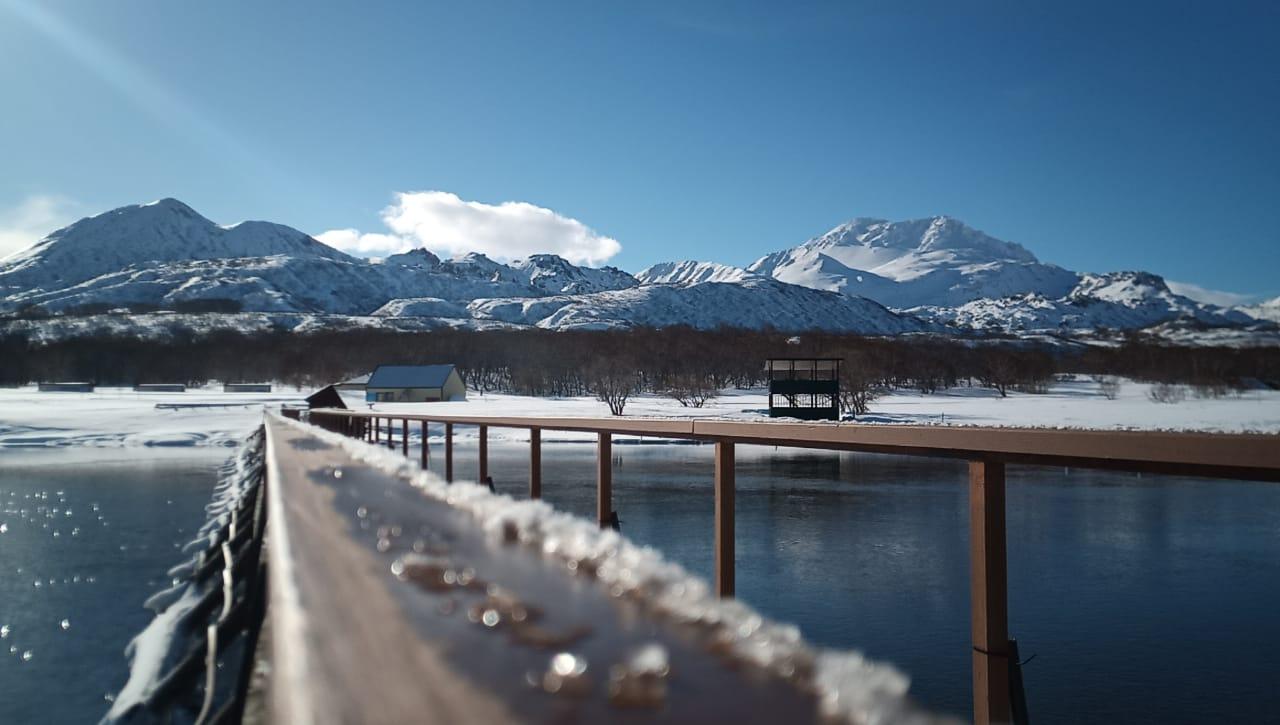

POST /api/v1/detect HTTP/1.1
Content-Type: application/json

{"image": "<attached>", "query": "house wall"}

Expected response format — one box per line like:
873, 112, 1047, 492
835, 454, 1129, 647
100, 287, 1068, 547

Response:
442, 371, 467, 401
366, 387, 443, 403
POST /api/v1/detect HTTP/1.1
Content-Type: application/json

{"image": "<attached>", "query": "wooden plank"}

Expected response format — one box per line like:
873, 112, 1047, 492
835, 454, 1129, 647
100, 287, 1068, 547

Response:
597, 432, 612, 528
529, 427, 542, 500
970, 460, 1011, 725
715, 440, 735, 598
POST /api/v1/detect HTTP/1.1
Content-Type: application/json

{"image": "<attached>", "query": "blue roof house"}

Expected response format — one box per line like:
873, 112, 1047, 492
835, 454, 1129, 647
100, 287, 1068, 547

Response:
364, 365, 467, 403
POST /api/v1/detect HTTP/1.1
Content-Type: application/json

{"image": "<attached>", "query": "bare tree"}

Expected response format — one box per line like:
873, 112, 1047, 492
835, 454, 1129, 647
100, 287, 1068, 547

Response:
838, 363, 882, 419
588, 363, 639, 416
1094, 375, 1122, 400
664, 372, 718, 408
1148, 383, 1187, 404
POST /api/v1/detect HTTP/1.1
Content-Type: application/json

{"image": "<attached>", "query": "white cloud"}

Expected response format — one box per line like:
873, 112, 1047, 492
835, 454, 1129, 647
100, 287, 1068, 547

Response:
313, 228, 413, 259
0, 195, 80, 261
1166, 280, 1257, 308
317, 191, 622, 266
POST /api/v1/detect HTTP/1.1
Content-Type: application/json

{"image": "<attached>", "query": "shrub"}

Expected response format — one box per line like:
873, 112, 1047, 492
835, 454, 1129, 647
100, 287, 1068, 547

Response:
1148, 383, 1187, 404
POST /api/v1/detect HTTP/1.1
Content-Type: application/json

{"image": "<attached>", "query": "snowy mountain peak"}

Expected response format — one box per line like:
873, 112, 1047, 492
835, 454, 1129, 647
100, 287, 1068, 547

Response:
510, 253, 638, 294
635, 260, 757, 286
384, 248, 441, 269
0, 198, 353, 297
804, 215, 1038, 264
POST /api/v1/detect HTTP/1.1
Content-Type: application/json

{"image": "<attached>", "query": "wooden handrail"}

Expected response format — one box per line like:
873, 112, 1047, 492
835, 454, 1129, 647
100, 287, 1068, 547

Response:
305, 407, 1279, 724
262, 415, 940, 724
310, 408, 1280, 482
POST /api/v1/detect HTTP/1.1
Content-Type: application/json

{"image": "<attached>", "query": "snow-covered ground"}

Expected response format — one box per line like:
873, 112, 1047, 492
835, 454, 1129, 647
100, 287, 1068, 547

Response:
0, 386, 305, 447
1, 376, 1276, 449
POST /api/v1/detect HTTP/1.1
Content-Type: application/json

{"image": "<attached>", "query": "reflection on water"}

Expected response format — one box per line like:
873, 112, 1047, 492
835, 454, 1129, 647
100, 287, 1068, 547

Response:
0, 448, 224, 724
449, 439, 1280, 723
2, 440, 1278, 723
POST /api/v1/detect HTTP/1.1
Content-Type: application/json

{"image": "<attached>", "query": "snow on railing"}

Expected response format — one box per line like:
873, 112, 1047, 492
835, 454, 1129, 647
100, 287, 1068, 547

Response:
279, 415, 950, 724
102, 429, 268, 724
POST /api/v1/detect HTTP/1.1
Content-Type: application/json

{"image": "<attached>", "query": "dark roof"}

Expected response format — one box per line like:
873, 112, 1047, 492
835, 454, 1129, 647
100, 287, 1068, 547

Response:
366, 364, 458, 389
306, 385, 347, 409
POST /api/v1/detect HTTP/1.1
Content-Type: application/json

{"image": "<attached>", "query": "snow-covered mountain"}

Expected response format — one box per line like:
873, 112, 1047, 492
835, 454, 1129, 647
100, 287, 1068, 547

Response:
509, 254, 638, 295
1240, 296, 1280, 324
0, 200, 923, 335
908, 272, 1251, 334
695, 216, 1257, 336
0, 200, 1266, 341
465, 278, 923, 332
745, 216, 1080, 308
635, 261, 758, 286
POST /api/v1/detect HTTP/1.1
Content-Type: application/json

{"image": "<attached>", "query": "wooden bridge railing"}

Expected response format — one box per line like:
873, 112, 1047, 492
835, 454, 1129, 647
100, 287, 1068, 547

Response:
307, 408, 1280, 724
262, 414, 946, 724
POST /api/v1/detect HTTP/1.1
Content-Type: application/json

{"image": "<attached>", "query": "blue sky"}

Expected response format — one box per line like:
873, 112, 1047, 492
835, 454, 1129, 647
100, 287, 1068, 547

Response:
1, 0, 1276, 300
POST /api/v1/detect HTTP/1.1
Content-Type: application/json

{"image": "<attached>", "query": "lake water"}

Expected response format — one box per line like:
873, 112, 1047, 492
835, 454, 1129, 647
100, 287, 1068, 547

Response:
2, 439, 1278, 723
0, 448, 225, 724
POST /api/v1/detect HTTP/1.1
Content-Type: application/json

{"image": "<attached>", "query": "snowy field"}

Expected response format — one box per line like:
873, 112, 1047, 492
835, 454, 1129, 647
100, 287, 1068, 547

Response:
1, 376, 1276, 449
0, 386, 306, 447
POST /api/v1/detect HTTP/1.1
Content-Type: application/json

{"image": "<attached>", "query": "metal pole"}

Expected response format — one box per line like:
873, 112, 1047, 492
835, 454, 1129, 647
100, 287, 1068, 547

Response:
597, 432, 612, 528
715, 440, 735, 598
445, 423, 454, 483
970, 459, 1011, 725
529, 427, 541, 499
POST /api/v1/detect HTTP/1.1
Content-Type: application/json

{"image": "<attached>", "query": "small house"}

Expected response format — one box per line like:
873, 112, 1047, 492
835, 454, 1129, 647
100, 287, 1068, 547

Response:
365, 365, 466, 403
766, 358, 840, 420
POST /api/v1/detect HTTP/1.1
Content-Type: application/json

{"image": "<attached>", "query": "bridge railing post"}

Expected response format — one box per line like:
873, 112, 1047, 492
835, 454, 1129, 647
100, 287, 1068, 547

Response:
478, 425, 489, 483
421, 421, 429, 469
597, 432, 612, 528
445, 423, 454, 483
970, 459, 1011, 725
529, 427, 541, 499
715, 440, 735, 598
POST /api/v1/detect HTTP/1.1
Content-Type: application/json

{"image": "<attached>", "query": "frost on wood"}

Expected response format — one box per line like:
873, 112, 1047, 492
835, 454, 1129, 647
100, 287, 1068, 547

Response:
286, 416, 952, 724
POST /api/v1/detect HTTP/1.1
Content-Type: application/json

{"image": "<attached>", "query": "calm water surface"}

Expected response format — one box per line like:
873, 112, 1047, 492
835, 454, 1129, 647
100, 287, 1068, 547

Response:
2, 440, 1279, 723
0, 448, 225, 724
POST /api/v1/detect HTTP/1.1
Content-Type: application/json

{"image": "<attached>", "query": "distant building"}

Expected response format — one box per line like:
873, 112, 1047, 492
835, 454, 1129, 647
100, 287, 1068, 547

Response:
305, 384, 347, 410
134, 383, 186, 392
224, 383, 272, 393
766, 358, 840, 420
365, 365, 466, 403
38, 382, 95, 393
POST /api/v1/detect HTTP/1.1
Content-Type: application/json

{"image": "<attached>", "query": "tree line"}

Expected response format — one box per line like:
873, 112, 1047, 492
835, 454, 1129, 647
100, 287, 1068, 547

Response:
1, 327, 1276, 414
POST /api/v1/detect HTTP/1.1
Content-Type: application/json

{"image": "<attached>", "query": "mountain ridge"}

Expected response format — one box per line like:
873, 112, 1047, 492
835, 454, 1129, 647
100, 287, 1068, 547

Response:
0, 199, 1271, 340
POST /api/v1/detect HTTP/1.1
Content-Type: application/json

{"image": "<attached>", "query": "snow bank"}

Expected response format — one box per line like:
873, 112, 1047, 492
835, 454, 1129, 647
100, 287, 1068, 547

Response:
0, 385, 303, 448
103, 429, 265, 722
